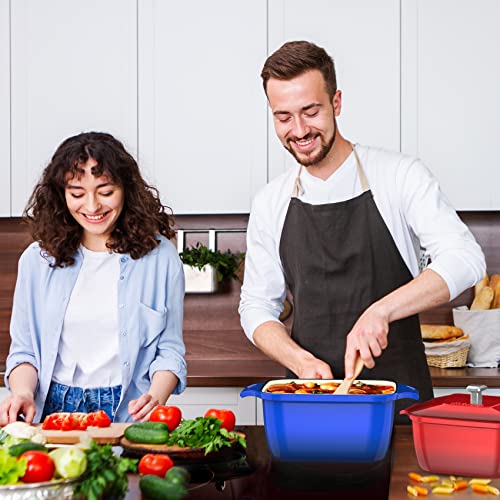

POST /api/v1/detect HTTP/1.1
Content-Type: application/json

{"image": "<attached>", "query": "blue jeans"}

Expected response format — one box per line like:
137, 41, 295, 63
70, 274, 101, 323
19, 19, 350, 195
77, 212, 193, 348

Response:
41, 382, 122, 421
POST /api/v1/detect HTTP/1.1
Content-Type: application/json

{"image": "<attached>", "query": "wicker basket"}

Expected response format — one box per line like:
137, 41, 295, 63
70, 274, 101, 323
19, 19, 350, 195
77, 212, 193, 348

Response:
425, 344, 470, 368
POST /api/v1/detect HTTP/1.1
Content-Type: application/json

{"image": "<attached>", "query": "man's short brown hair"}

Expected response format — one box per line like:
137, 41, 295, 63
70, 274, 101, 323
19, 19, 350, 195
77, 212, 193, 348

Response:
261, 41, 337, 99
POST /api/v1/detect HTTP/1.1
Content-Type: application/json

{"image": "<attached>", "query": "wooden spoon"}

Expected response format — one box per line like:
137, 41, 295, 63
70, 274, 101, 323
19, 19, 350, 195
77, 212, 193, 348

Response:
334, 356, 365, 395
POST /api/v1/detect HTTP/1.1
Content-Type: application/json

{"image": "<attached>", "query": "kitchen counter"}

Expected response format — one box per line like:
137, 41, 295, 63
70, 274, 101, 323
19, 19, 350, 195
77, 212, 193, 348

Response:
183, 329, 500, 388
186, 359, 500, 387
1, 329, 499, 388
123, 425, 499, 499
1, 361, 500, 389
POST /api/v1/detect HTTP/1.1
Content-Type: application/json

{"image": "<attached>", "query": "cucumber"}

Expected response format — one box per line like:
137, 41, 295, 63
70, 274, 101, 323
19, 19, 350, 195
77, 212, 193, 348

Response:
131, 421, 169, 432
8, 441, 48, 457
139, 474, 187, 500
124, 425, 169, 444
165, 466, 190, 485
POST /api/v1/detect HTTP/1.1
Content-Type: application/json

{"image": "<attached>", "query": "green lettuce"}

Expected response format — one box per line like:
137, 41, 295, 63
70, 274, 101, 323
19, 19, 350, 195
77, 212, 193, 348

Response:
0, 448, 27, 485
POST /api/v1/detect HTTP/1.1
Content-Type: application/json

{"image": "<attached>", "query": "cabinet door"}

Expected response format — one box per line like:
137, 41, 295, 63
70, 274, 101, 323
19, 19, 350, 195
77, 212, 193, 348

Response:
138, 0, 268, 214
0, 0, 9, 217
11, 0, 137, 216
402, 0, 500, 209
268, 0, 401, 180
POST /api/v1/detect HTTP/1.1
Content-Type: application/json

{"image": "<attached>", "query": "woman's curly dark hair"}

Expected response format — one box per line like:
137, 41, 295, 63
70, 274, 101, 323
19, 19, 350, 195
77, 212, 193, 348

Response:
24, 131, 175, 267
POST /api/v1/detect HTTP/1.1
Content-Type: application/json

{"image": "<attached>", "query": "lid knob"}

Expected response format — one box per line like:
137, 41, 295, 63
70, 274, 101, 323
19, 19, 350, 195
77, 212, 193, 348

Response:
466, 384, 487, 405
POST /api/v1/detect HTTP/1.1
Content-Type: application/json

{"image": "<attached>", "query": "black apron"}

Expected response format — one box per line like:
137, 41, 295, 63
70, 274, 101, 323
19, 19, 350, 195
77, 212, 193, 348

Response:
279, 145, 433, 423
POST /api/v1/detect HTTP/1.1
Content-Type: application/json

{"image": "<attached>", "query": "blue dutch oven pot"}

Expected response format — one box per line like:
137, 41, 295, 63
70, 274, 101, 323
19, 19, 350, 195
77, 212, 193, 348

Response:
241, 381, 418, 462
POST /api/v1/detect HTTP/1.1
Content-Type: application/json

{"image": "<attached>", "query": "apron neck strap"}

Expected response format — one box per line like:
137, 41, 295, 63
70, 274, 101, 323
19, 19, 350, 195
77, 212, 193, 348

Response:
292, 164, 304, 198
291, 144, 369, 198
352, 145, 370, 192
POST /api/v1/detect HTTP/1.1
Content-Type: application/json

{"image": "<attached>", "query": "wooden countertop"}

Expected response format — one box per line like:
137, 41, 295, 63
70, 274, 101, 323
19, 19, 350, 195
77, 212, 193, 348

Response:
1, 329, 499, 388
186, 359, 500, 387
184, 329, 500, 387
122, 426, 500, 499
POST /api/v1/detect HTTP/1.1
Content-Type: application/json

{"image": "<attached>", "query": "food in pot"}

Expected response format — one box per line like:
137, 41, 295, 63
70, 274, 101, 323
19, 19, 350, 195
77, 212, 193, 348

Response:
264, 380, 395, 395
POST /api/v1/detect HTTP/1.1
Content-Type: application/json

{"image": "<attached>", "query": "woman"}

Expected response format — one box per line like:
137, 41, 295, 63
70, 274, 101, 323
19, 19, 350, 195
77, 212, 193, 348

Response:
0, 132, 186, 424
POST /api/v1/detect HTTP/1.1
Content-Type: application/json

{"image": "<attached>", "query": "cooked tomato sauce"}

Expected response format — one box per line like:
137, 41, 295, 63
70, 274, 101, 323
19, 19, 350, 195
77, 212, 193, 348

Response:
265, 381, 395, 395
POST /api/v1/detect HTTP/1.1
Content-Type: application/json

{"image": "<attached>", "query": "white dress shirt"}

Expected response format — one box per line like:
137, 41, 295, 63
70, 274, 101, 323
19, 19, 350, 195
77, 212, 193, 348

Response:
53, 245, 122, 388
239, 144, 486, 343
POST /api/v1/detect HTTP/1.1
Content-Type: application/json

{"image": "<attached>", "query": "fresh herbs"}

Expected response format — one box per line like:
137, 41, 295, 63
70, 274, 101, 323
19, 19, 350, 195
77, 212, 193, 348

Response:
180, 243, 244, 282
0, 449, 27, 485
73, 441, 137, 500
167, 416, 246, 455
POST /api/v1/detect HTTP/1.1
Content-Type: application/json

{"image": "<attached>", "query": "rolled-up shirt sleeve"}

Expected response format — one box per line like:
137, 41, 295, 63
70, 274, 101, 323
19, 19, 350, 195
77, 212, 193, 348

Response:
5, 251, 39, 390
399, 158, 486, 300
239, 194, 287, 344
148, 263, 187, 394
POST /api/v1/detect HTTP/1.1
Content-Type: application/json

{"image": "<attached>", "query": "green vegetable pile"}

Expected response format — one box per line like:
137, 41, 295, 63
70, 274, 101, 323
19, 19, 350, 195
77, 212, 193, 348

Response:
167, 416, 246, 454
180, 243, 244, 282
0, 448, 27, 485
73, 441, 137, 500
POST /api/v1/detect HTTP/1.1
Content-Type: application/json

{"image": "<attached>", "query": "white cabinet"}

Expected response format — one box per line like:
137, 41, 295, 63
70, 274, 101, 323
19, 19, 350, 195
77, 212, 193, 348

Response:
138, 0, 268, 214
10, 0, 138, 216
401, 0, 500, 209
267, 0, 401, 180
0, 0, 9, 216
168, 387, 256, 425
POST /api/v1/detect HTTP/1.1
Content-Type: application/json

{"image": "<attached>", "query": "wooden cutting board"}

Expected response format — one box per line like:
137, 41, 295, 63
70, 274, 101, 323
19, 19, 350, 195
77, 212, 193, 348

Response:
120, 431, 246, 461
39, 423, 131, 445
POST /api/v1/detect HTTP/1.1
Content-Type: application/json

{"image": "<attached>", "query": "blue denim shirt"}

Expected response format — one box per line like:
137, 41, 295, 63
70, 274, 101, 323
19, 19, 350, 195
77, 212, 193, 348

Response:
5, 236, 187, 422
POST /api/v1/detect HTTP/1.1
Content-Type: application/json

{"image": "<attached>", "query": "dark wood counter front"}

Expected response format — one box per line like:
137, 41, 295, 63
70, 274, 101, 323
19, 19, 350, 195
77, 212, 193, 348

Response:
122, 426, 500, 499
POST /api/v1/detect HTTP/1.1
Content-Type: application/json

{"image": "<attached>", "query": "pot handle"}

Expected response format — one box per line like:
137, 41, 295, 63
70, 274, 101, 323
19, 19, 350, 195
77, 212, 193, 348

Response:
395, 384, 419, 401
240, 382, 265, 399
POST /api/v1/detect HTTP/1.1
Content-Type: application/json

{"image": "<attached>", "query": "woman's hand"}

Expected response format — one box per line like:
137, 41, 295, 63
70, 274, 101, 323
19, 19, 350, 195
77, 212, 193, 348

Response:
128, 394, 160, 422
0, 393, 36, 426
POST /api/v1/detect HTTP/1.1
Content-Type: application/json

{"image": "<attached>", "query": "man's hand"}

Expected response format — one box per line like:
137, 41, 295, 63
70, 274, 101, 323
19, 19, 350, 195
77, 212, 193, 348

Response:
128, 394, 159, 422
344, 304, 389, 378
0, 393, 36, 425
296, 355, 334, 379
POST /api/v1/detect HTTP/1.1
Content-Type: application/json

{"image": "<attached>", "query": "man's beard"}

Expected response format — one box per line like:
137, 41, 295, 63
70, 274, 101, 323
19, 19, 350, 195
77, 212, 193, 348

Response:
285, 121, 337, 167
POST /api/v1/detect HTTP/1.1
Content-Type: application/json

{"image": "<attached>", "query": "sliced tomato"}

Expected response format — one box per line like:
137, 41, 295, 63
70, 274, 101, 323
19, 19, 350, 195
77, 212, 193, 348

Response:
86, 410, 111, 428
41, 414, 61, 430
42, 410, 111, 431
60, 414, 75, 431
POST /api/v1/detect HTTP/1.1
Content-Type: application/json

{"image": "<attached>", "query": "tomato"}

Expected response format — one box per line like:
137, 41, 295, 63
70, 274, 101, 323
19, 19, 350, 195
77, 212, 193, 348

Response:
42, 412, 71, 430
42, 411, 111, 431
204, 409, 236, 431
138, 453, 173, 477
85, 410, 111, 428
20, 451, 56, 483
150, 406, 182, 431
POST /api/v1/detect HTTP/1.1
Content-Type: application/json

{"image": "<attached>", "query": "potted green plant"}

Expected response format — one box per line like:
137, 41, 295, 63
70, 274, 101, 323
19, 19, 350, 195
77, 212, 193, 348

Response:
179, 243, 244, 293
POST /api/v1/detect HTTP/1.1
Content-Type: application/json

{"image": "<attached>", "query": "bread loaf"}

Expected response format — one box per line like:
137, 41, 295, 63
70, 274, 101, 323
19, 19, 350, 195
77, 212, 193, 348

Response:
490, 274, 500, 309
471, 286, 494, 310
474, 273, 489, 297
420, 324, 464, 340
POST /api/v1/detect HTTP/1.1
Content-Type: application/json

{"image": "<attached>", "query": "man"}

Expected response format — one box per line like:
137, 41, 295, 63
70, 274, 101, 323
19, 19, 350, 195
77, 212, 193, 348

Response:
239, 41, 485, 418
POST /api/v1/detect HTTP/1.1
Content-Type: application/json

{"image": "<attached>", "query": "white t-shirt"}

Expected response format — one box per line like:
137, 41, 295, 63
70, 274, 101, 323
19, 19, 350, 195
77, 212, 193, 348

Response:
52, 246, 122, 388
239, 144, 486, 343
